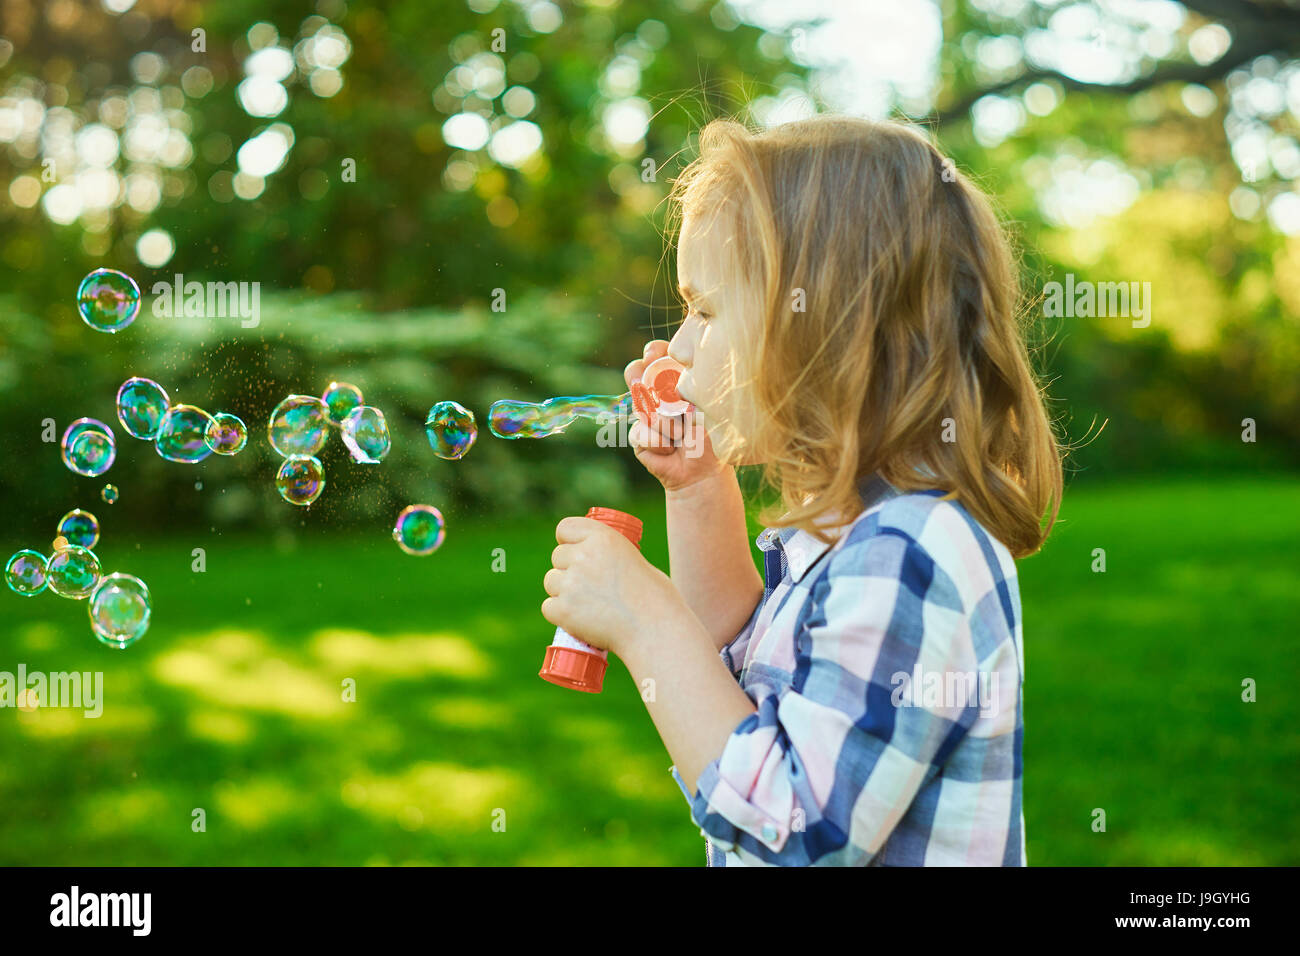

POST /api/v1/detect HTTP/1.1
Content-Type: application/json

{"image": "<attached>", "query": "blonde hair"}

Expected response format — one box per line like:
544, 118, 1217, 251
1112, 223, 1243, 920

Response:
667, 114, 1063, 558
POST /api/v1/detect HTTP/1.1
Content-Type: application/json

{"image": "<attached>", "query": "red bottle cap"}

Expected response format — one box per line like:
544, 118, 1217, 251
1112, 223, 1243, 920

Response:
586, 507, 642, 547
539, 645, 608, 694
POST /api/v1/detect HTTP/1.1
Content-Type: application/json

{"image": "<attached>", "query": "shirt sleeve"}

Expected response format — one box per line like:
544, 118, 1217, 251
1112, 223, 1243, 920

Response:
683, 527, 980, 865
718, 594, 764, 679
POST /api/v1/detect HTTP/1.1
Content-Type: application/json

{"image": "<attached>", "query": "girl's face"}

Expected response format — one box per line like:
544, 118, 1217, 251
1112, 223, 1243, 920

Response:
669, 208, 765, 465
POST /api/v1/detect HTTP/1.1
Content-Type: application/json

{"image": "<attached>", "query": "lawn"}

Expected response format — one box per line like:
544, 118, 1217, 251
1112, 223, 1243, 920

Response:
1, 475, 1296, 865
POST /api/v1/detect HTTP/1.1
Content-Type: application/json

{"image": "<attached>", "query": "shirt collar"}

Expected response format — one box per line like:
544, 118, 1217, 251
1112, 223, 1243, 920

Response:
756, 474, 899, 583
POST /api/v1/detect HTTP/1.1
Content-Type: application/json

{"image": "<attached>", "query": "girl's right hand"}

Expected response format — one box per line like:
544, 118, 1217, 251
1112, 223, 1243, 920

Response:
624, 340, 726, 493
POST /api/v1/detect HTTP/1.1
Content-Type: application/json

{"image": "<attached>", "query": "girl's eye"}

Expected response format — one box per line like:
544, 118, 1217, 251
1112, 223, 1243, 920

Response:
682, 304, 711, 322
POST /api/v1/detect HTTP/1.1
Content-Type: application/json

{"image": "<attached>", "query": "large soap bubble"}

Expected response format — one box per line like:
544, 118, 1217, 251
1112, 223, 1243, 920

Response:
393, 505, 445, 556
425, 401, 478, 460
155, 404, 216, 463
341, 406, 390, 463
205, 412, 248, 455
57, 509, 100, 549
77, 268, 141, 333
276, 455, 325, 506
88, 573, 152, 649
322, 381, 363, 427
5, 550, 49, 596
46, 545, 102, 599
116, 377, 171, 439
269, 395, 329, 458
61, 419, 117, 477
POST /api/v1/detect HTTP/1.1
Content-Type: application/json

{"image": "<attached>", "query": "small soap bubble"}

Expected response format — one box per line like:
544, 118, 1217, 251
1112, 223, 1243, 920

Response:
155, 404, 216, 463
392, 505, 446, 556
425, 401, 478, 460
269, 395, 329, 458
57, 509, 100, 549
195, 480, 203, 491
116, 377, 171, 439
205, 412, 248, 455
77, 268, 141, 333
61, 418, 117, 476
102, 484, 119, 504
46, 545, 102, 599
322, 381, 364, 427
5, 550, 49, 597
341, 405, 391, 463
276, 455, 325, 506
88, 573, 152, 649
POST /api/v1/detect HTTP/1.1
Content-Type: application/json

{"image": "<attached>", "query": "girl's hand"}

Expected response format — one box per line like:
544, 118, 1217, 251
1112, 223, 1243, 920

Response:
541, 515, 684, 659
624, 340, 725, 493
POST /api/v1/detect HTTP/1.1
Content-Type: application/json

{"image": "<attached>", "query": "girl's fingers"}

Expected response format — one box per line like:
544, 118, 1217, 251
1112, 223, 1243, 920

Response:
623, 358, 646, 390
550, 543, 574, 570
543, 567, 565, 597
630, 419, 676, 455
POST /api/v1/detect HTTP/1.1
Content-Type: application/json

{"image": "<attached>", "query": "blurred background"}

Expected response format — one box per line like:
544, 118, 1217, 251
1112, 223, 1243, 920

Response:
0, 0, 1296, 865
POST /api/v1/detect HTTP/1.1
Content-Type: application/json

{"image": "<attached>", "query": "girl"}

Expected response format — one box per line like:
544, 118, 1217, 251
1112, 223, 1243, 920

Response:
541, 114, 1063, 866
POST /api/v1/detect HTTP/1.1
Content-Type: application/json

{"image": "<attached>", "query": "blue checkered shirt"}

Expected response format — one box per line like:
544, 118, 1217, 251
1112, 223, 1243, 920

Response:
669, 475, 1026, 866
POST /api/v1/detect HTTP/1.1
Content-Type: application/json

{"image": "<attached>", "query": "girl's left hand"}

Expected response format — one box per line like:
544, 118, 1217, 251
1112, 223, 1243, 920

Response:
542, 516, 681, 659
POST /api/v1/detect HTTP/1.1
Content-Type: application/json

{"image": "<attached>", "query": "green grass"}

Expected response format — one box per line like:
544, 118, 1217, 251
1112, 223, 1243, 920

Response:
1, 476, 1296, 865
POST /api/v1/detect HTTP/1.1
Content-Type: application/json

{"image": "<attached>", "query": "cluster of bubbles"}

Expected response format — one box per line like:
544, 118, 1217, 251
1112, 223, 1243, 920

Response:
4, 508, 151, 649
267, 381, 391, 506
487, 393, 633, 439
114, 376, 249, 465
76, 268, 142, 334
58, 377, 250, 484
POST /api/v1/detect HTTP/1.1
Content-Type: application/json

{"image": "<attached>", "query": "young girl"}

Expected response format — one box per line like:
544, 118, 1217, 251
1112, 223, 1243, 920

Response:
541, 114, 1063, 866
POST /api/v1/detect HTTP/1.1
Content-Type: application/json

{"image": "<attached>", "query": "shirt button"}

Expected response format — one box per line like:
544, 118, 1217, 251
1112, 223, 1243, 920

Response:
761, 823, 779, 843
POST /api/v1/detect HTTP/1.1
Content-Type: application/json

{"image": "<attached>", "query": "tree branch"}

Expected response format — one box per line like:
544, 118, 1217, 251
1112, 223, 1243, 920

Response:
926, 25, 1292, 127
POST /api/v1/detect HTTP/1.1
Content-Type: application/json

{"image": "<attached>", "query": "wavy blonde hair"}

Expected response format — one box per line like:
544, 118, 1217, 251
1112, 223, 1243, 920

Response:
667, 114, 1063, 558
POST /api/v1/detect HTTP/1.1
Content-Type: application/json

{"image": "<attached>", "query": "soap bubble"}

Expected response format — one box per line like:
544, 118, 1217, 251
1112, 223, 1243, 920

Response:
57, 509, 100, 549
322, 381, 364, 426
276, 455, 325, 506
425, 401, 478, 460
205, 412, 248, 455
488, 393, 632, 439
341, 405, 391, 463
88, 573, 152, 649
61, 418, 117, 476
102, 484, 119, 504
155, 404, 216, 463
116, 377, 171, 439
77, 268, 141, 333
269, 395, 329, 457
393, 505, 445, 556
5, 550, 49, 596
46, 545, 102, 599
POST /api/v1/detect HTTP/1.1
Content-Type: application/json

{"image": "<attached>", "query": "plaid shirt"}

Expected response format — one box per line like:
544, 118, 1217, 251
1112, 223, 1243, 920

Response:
669, 474, 1026, 866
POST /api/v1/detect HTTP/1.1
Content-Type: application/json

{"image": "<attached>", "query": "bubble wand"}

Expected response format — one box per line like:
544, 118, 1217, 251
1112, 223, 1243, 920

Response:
488, 357, 691, 693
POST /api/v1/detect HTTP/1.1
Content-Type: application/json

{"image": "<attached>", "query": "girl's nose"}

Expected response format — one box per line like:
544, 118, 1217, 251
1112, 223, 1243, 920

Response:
668, 324, 692, 367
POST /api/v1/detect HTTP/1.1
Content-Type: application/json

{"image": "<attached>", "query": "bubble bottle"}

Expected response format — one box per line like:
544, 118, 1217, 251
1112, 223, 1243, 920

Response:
539, 506, 643, 694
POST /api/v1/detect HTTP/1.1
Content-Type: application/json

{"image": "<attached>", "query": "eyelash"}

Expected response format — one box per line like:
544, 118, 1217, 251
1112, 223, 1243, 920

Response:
682, 303, 711, 322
